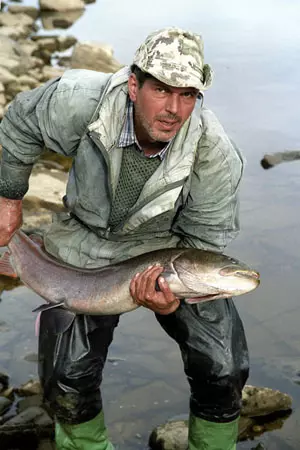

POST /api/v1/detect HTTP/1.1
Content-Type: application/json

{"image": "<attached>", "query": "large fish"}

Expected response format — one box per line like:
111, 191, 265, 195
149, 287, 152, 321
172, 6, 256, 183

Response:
0, 230, 260, 315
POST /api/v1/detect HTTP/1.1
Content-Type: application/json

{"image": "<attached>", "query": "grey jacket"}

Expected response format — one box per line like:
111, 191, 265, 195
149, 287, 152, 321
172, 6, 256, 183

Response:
0, 67, 244, 268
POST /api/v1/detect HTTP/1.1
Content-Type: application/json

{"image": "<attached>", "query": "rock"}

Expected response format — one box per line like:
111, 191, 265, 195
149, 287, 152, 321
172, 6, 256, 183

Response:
18, 39, 40, 57
0, 373, 9, 393
149, 419, 188, 450
40, 9, 84, 30
241, 385, 292, 417
15, 379, 43, 396
37, 439, 56, 450
39, 0, 85, 12
34, 37, 58, 53
18, 394, 44, 413
148, 385, 293, 450
0, 35, 32, 76
0, 56, 21, 75
71, 41, 122, 73
0, 396, 12, 416
0, 66, 17, 84
8, 5, 40, 20
29, 56, 45, 70
0, 82, 5, 106
28, 68, 45, 82
42, 65, 65, 81
0, 25, 30, 40
31, 35, 77, 52
0, 11, 35, 29
0, 94, 6, 108
149, 414, 286, 450
57, 35, 77, 51
1, 387, 14, 400
0, 406, 54, 442
5, 80, 32, 99
148, 417, 256, 450
23, 352, 39, 363
18, 74, 40, 88
0, 275, 22, 295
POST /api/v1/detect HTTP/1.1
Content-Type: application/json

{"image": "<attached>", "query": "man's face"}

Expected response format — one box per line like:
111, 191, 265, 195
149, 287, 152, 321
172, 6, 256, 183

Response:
128, 74, 199, 143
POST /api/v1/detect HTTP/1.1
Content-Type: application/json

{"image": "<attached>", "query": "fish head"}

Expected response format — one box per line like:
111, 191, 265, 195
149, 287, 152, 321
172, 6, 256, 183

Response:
168, 249, 260, 304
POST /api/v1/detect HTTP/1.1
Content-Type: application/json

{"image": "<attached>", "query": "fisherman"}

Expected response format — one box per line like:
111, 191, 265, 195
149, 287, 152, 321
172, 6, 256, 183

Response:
0, 27, 248, 450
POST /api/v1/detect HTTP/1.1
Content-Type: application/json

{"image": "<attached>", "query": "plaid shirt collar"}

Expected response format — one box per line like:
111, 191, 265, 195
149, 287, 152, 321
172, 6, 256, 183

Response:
118, 98, 171, 159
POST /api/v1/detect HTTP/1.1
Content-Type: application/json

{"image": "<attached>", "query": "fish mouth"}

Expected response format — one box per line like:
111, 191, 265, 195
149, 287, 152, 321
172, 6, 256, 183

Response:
185, 294, 221, 304
220, 267, 260, 281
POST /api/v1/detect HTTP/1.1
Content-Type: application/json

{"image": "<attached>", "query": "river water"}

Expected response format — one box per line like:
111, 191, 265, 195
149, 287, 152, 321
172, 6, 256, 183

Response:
1, 1, 300, 449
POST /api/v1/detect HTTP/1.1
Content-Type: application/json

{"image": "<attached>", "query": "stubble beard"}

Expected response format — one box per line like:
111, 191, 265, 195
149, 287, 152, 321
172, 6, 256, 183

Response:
134, 106, 177, 143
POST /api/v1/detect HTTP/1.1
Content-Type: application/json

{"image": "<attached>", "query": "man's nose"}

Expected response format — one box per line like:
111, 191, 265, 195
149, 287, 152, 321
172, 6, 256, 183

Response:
165, 94, 180, 115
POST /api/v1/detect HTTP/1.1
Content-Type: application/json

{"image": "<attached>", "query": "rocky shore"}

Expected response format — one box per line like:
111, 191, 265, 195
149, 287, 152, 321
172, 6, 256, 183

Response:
0, 371, 293, 449
0, 0, 122, 120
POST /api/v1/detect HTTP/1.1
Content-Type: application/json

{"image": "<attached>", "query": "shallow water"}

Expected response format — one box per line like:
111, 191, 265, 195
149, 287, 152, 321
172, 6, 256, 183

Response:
1, 0, 300, 448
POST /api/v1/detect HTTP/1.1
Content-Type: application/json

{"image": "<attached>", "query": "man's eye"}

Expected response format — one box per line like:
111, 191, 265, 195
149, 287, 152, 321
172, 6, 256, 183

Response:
183, 92, 195, 98
156, 87, 166, 93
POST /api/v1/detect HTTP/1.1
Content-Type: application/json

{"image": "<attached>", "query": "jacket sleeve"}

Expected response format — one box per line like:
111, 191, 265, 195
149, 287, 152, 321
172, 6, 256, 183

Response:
0, 69, 110, 199
172, 108, 245, 252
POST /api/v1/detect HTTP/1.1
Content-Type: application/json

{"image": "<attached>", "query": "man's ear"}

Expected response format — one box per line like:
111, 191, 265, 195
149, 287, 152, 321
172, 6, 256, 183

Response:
128, 73, 139, 102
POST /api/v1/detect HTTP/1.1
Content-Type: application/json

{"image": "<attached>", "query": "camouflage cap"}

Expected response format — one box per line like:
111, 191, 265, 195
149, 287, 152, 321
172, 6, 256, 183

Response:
133, 27, 213, 91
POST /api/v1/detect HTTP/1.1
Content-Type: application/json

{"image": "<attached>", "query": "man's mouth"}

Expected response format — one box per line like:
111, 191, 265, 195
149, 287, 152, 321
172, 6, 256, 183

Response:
158, 120, 178, 130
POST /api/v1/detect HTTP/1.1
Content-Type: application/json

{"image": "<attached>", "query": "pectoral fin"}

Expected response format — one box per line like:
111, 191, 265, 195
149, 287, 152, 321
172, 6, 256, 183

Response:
33, 299, 76, 335
32, 301, 65, 313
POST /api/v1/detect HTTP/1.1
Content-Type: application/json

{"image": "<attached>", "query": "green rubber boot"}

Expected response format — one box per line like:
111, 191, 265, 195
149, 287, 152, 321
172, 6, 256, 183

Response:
55, 410, 114, 450
188, 414, 239, 450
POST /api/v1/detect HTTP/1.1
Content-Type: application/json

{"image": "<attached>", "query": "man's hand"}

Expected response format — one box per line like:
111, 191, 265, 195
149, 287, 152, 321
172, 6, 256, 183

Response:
129, 265, 180, 315
0, 197, 22, 246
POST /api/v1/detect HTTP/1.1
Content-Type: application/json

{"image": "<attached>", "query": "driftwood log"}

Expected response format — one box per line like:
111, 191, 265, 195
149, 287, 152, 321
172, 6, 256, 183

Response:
261, 151, 300, 169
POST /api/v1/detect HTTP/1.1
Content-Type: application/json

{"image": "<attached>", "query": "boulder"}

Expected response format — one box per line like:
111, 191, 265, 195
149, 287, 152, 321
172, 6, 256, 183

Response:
0, 11, 35, 29
0, 35, 32, 76
39, 0, 85, 12
148, 385, 293, 450
40, 9, 84, 30
71, 41, 122, 73
242, 385, 292, 417
7, 5, 39, 20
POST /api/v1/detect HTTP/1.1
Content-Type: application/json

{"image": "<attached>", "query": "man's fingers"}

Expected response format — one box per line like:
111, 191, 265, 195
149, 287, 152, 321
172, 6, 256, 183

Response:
129, 265, 180, 315
144, 265, 164, 298
129, 273, 138, 302
154, 298, 181, 315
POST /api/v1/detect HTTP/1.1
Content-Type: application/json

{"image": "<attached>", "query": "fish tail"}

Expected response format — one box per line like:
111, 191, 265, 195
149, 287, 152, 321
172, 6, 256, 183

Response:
0, 251, 18, 278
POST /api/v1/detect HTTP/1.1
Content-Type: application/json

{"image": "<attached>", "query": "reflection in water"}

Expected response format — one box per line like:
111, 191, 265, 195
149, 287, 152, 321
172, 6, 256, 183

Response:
1, 0, 300, 448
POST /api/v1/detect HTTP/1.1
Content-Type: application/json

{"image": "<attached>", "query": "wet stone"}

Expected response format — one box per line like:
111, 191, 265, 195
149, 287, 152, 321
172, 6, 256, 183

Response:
0, 406, 54, 447
242, 385, 292, 417
23, 352, 39, 363
18, 394, 44, 413
15, 379, 43, 396
37, 439, 56, 450
0, 396, 12, 415
0, 372, 9, 393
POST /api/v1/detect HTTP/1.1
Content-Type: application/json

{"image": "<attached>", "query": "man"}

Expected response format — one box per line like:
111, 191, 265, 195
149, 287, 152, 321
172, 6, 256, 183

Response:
0, 27, 248, 450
